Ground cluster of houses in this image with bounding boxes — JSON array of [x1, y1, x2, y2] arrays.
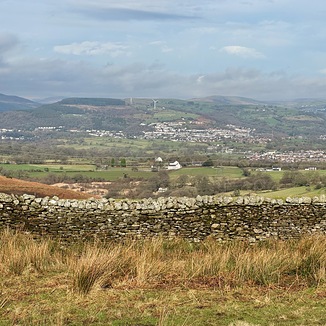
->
[[13, 120, 265, 146], [0, 129, 24, 140], [247, 150, 326, 163], [142, 122, 255, 143]]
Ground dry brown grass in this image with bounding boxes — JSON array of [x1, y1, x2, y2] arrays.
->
[[0, 230, 325, 325], [0, 175, 93, 199], [0, 229, 63, 276], [72, 235, 326, 292], [0, 230, 325, 294]]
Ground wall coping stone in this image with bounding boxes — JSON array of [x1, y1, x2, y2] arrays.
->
[[1, 192, 326, 210]]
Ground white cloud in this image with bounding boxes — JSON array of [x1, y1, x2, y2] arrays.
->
[[196, 75, 205, 84], [150, 41, 173, 53], [220, 45, 265, 58], [54, 41, 129, 57]]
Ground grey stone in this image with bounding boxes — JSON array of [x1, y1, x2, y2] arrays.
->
[[0, 192, 325, 242]]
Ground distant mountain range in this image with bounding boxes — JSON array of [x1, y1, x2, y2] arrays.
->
[[2, 92, 326, 112], [35, 96, 66, 104], [1, 92, 326, 138], [190, 95, 266, 106], [0, 93, 41, 112]]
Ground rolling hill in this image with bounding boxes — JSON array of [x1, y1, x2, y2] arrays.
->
[[191, 95, 266, 105], [0, 93, 41, 112], [0, 94, 326, 137], [0, 175, 94, 199]]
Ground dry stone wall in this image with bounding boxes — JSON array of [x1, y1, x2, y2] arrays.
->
[[0, 192, 326, 242]]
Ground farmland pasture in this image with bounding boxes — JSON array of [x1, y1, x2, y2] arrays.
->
[[2, 163, 326, 198], [259, 186, 326, 199], [0, 164, 153, 181], [2, 162, 326, 182], [170, 166, 244, 179], [0, 164, 246, 182]]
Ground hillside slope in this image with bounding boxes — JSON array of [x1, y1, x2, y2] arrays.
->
[[0, 176, 93, 199], [191, 95, 265, 105], [1, 95, 326, 137], [0, 93, 41, 112]]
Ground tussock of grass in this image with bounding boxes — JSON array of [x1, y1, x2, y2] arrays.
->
[[72, 248, 107, 295]]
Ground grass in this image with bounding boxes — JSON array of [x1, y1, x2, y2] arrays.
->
[[0, 163, 245, 182], [263, 169, 326, 183], [144, 109, 199, 123], [0, 163, 154, 181], [58, 169, 153, 181], [234, 186, 326, 199], [261, 186, 326, 198], [67, 137, 151, 150], [5, 163, 326, 183], [170, 166, 243, 179], [0, 230, 325, 325], [0, 163, 96, 172]]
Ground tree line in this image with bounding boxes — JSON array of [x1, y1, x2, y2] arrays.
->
[[105, 170, 326, 199]]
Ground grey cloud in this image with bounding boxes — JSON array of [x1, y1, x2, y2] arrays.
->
[[74, 7, 198, 22], [190, 69, 326, 100], [0, 33, 19, 53], [0, 58, 96, 96], [54, 41, 129, 57], [2, 55, 326, 101], [0, 33, 20, 67]]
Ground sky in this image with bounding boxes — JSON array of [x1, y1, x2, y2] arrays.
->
[[1, 0, 326, 101]]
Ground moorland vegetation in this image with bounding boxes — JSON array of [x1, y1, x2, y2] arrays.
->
[[0, 230, 325, 325]]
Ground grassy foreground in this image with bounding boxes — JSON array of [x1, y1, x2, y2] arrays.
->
[[0, 230, 325, 325]]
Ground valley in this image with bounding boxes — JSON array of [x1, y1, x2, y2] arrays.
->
[[1, 93, 326, 198]]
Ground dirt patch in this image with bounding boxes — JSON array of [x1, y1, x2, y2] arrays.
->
[[51, 181, 111, 197]]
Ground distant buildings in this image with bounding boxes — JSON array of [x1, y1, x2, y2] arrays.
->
[[151, 158, 182, 171], [167, 161, 182, 170], [141, 122, 255, 143], [305, 167, 317, 170]]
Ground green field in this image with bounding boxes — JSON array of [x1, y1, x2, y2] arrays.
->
[[223, 186, 326, 199], [170, 166, 244, 179], [265, 169, 326, 182], [0, 164, 154, 181], [144, 109, 199, 123], [58, 137, 208, 157], [259, 186, 326, 199], [0, 163, 96, 172], [63, 137, 151, 150], [2, 163, 326, 198], [0, 164, 245, 182], [61, 169, 153, 181]]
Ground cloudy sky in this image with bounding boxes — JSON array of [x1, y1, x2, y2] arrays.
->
[[1, 0, 326, 100]]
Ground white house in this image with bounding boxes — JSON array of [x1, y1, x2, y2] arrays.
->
[[305, 167, 317, 171], [167, 161, 182, 170]]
